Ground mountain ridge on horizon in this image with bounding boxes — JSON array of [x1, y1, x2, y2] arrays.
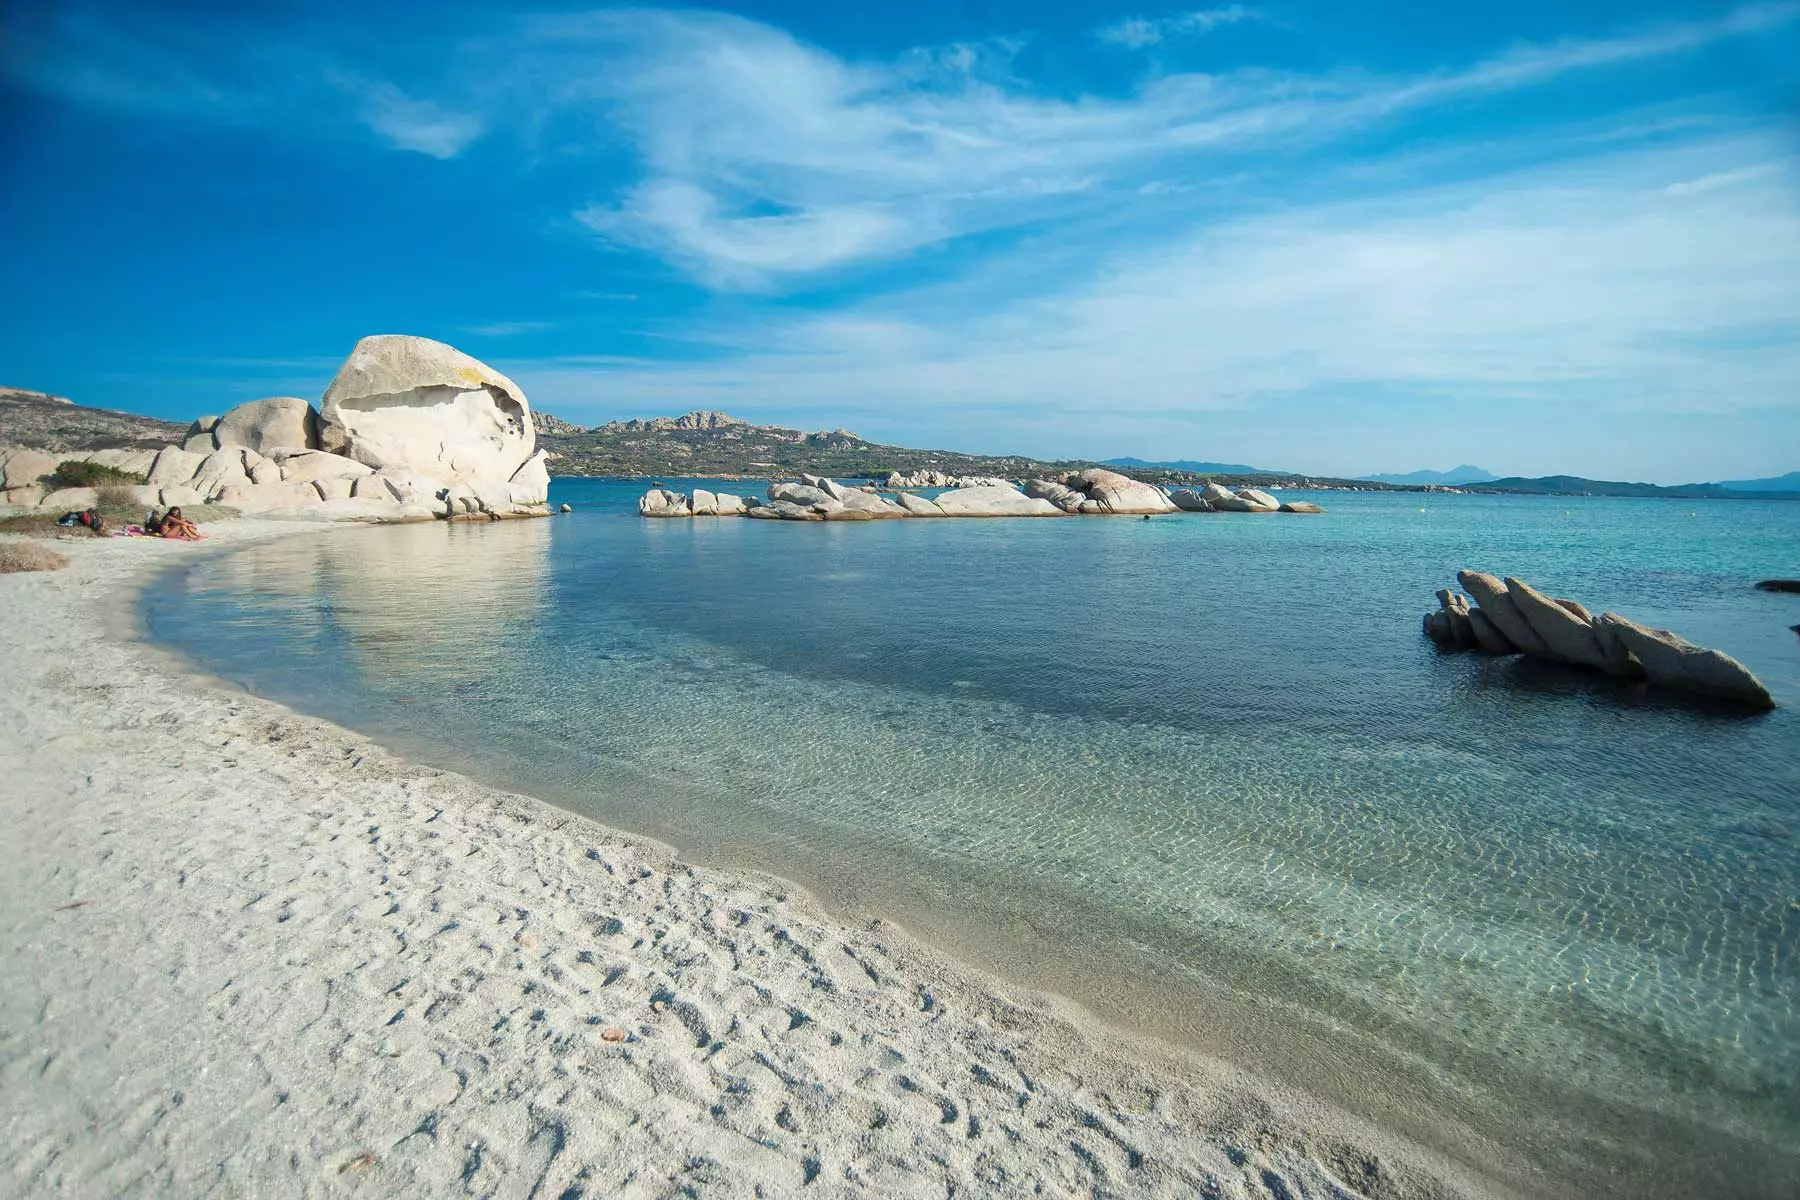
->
[[1358, 465, 1498, 486]]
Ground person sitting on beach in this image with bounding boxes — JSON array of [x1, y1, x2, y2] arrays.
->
[[157, 506, 203, 540], [145, 508, 164, 535]]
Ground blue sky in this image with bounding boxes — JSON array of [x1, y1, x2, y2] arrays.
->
[[2, 1, 1797, 481]]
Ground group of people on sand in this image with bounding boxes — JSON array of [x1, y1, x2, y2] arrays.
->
[[145, 506, 203, 540], [58, 505, 205, 540]]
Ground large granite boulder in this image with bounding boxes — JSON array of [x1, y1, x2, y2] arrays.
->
[[73, 448, 159, 476], [320, 335, 535, 486], [0, 447, 58, 490], [1504, 576, 1615, 673], [1060, 469, 1176, 515], [1457, 571, 1553, 658], [1237, 488, 1280, 510], [216, 481, 326, 509], [894, 492, 944, 516], [182, 417, 221, 454], [639, 488, 691, 517], [1598, 613, 1774, 709], [146, 446, 207, 487], [189, 448, 252, 499], [1280, 501, 1324, 513], [769, 482, 835, 508], [506, 450, 551, 505], [277, 450, 376, 484], [714, 492, 748, 515], [932, 485, 1063, 517], [1024, 479, 1086, 512], [1466, 608, 1516, 654], [1169, 490, 1214, 512], [747, 500, 823, 520], [41, 486, 100, 510], [214, 397, 321, 455]]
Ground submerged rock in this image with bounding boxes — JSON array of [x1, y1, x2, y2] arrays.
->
[[1429, 570, 1774, 708]]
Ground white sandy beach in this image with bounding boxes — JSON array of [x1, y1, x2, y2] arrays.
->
[[0, 520, 1511, 1199]]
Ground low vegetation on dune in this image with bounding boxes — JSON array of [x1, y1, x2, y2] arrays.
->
[[0, 540, 69, 572], [48, 460, 150, 489]]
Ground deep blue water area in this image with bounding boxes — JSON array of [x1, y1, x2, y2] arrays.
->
[[146, 480, 1800, 1198]]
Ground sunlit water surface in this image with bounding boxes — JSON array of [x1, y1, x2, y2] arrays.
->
[[147, 481, 1800, 1198]]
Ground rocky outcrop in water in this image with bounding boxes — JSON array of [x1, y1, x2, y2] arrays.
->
[[0, 336, 552, 521], [1424, 573, 1774, 709], [642, 477, 1324, 522]]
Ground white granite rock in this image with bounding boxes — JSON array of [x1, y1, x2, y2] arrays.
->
[[320, 335, 535, 485], [932, 486, 1063, 517], [214, 397, 321, 455]]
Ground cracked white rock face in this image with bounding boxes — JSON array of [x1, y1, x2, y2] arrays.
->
[[320, 336, 538, 499]]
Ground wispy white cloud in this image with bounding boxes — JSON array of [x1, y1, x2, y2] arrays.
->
[[464, 320, 556, 337], [1095, 7, 1263, 50], [8, 2, 1796, 287], [329, 75, 484, 158], [523, 3, 1800, 287], [511, 136, 1800, 477]]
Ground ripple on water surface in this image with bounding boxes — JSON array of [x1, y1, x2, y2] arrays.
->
[[148, 483, 1800, 1198]]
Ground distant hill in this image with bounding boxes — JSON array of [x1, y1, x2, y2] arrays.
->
[[1468, 475, 1749, 499], [1717, 471, 1800, 493], [0, 387, 186, 452], [534, 411, 1402, 488], [1105, 456, 1274, 474], [1358, 465, 1496, 486]]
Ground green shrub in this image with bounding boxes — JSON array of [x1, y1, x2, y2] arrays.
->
[[48, 460, 149, 488]]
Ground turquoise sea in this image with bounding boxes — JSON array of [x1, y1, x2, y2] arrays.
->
[[146, 481, 1800, 1198]]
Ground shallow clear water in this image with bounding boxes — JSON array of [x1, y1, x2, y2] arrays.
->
[[147, 481, 1800, 1197]]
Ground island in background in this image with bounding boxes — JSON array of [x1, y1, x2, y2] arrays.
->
[[2, 387, 1795, 501]]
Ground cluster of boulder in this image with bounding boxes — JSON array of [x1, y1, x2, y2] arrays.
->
[[1425, 571, 1775, 709], [642, 470, 1326, 521], [0, 336, 551, 522], [1170, 483, 1323, 513], [883, 470, 1013, 489]]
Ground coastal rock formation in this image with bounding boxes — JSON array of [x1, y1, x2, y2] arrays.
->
[[1503, 576, 1616, 673], [1059, 469, 1176, 514], [636, 477, 1325, 523], [0, 336, 551, 521], [213, 397, 321, 454], [1456, 571, 1553, 658], [1280, 501, 1324, 513], [894, 491, 944, 516], [1201, 482, 1283, 512], [1598, 614, 1775, 708], [1425, 572, 1774, 708], [320, 335, 535, 483], [639, 489, 691, 517], [0, 447, 58, 491], [932, 485, 1064, 517]]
